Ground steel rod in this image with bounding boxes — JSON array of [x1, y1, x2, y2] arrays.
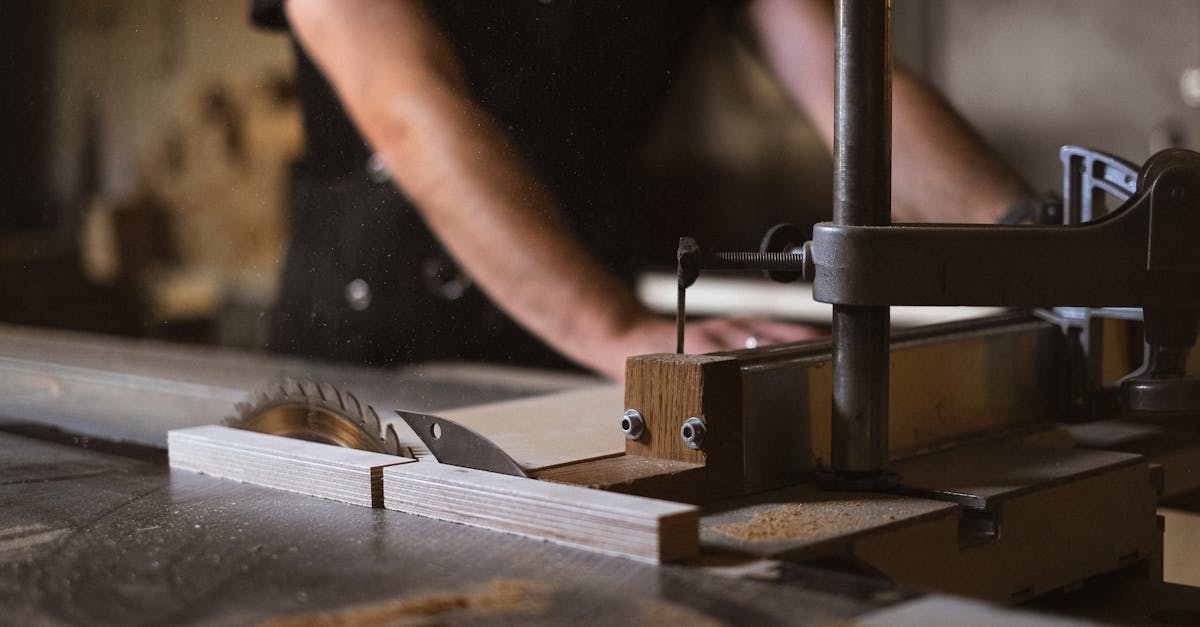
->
[[831, 0, 893, 480]]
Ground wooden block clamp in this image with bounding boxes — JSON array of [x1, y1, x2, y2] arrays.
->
[[621, 353, 744, 501], [537, 315, 1063, 504]]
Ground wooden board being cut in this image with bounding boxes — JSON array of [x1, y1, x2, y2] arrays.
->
[[382, 462, 699, 563], [637, 272, 1005, 327], [168, 425, 414, 507], [417, 384, 626, 471]]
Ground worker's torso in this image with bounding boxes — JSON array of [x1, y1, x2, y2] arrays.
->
[[254, 0, 730, 367]]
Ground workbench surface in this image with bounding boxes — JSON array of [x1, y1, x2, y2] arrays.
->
[[0, 428, 899, 626], [4, 325, 1198, 625]]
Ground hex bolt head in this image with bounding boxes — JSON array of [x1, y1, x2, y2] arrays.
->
[[680, 417, 706, 450], [620, 409, 645, 441]]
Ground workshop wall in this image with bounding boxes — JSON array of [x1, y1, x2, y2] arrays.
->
[[44, 0, 298, 344], [641, 11, 832, 258], [909, 0, 1200, 193], [646, 0, 1200, 254], [11, 1, 1200, 349]]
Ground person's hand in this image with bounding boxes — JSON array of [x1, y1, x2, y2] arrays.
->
[[592, 315, 823, 380], [681, 316, 823, 353]]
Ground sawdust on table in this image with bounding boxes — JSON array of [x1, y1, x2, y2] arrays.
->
[[710, 502, 896, 543], [260, 578, 550, 627], [636, 598, 728, 627]]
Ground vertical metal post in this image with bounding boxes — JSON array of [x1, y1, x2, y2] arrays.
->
[[830, 0, 897, 487]]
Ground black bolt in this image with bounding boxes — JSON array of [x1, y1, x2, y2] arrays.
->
[[677, 237, 701, 288]]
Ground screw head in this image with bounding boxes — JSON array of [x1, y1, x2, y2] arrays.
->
[[680, 417, 706, 450], [620, 409, 645, 441]]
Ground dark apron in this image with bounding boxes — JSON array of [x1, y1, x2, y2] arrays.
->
[[267, 171, 569, 369], [257, 1, 729, 369]]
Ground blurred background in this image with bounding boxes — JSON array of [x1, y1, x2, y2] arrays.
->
[[1, 0, 1198, 352]]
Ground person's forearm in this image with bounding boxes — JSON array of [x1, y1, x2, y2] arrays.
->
[[368, 83, 650, 366], [890, 68, 1031, 223], [747, 0, 1030, 223], [286, 0, 650, 374]]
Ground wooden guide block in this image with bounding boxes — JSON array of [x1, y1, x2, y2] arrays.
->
[[168, 425, 414, 507], [623, 354, 742, 468], [615, 353, 743, 502], [382, 462, 699, 563]]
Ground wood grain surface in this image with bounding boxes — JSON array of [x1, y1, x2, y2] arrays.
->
[[429, 385, 626, 471], [168, 425, 413, 507], [383, 461, 699, 563]]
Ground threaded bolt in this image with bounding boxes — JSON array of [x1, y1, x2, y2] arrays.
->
[[705, 242, 814, 281], [681, 417, 707, 450], [620, 409, 645, 440]]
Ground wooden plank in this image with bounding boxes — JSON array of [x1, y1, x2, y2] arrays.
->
[[534, 455, 716, 505], [168, 426, 414, 507], [636, 272, 1005, 327], [858, 444, 1161, 603], [1161, 507, 1200, 587], [382, 462, 698, 563], [892, 442, 1147, 510], [429, 385, 625, 471]]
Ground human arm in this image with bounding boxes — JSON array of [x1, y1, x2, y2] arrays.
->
[[746, 0, 1031, 223], [284, 0, 818, 379]]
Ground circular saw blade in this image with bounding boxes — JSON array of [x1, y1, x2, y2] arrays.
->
[[224, 378, 409, 457]]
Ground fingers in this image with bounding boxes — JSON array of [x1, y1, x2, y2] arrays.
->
[[730, 317, 824, 343], [686, 317, 823, 353], [605, 316, 824, 380], [693, 321, 747, 352]]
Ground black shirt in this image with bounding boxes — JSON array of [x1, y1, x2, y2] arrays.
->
[[252, 1, 727, 368]]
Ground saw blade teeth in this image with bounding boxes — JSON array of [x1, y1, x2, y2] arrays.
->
[[384, 423, 403, 457], [229, 377, 400, 456], [318, 382, 341, 407], [365, 405, 381, 436], [279, 377, 300, 396], [299, 378, 320, 400], [255, 390, 273, 406], [344, 392, 363, 419]]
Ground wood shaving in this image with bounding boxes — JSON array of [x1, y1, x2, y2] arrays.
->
[[636, 598, 728, 627], [710, 502, 895, 543], [261, 579, 550, 627]]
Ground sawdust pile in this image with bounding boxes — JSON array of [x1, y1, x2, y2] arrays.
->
[[261, 579, 550, 627], [711, 502, 865, 543], [636, 599, 728, 627]]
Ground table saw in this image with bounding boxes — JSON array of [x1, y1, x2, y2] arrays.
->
[[2, 321, 1199, 626], [9, 0, 1200, 624]]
